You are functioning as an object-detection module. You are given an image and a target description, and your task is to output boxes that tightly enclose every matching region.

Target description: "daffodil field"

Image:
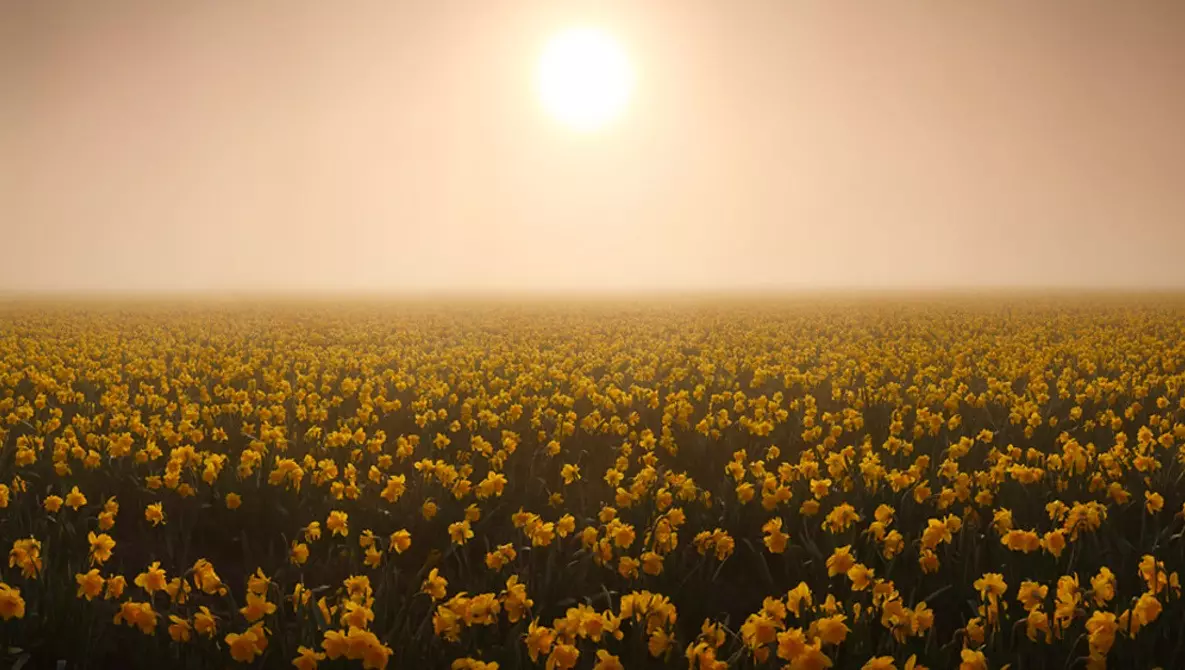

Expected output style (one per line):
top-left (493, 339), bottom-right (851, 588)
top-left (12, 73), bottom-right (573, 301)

top-left (4, 298), bottom-right (1185, 669)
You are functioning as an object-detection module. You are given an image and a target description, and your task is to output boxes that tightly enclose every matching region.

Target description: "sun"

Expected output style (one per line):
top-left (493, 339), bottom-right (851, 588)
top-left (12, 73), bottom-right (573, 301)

top-left (537, 27), bottom-right (634, 131)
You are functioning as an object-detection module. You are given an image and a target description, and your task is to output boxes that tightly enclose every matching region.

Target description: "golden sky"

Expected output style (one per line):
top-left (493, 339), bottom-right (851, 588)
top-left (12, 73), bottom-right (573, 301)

top-left (3, 0), bottom-right (1184, 294)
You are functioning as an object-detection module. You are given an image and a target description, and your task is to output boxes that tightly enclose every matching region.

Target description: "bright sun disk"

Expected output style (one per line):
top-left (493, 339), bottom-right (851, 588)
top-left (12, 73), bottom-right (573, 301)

top-left (537, 27), bottom-right (634, 131)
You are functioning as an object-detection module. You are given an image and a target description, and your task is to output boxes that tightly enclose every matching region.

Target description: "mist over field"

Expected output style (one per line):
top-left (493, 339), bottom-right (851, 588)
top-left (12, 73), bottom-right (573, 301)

top-left (4, 0), bottom-right (1185, 295)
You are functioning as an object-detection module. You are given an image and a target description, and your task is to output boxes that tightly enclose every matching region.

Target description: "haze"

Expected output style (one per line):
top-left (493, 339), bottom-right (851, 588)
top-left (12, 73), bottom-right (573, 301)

top-left (3, 0), bottom-right (1184, 295)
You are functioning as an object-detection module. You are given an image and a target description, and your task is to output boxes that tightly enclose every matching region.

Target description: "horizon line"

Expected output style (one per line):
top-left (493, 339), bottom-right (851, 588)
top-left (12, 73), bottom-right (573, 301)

top-left (4, 285), bottom-right (1185, 304)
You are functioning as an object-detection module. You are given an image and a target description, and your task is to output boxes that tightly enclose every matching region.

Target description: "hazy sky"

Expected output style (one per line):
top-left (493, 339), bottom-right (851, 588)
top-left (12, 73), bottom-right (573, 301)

top-left (3, 0), bottom-right (1184, 294)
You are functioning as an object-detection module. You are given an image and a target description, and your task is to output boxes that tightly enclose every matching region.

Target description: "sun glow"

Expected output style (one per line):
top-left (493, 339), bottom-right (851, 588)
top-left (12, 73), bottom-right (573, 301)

top-left (537, 27), bottom-right (634, 131)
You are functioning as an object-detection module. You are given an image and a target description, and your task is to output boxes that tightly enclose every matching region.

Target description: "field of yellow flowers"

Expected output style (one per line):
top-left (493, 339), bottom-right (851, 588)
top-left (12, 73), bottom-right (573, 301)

top-left (3, 298), bottom-right (1185, 669)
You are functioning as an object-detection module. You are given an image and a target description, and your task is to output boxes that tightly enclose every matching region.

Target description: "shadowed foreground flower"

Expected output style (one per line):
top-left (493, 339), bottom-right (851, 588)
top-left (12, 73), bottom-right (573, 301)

top-left (194, 606), bottom-right (218, 638)
top-left (88, 531), bottom-right (115, 565)
top-left (293, 646), bottom-right (326, 670)
top-left (65, 486), bottom-right (88, 510)
top-left (524, 619), bottom-right (556, 662)
top-left (390, 529), bottom-right (412, 554)
top-left (10, 538), bottom-right (42, 579)
top-left (105, 575), bottom-right (127, 600)
top-left (291, 541), bottom-right (310, 565)
top-left (826, 546), bottom-right (855, 577)
top-left (327, 510), bottom-right (349, 537)
top-left (547, 642), bottom-right (579, 670)
top-left (134, 562), bottom-right (168, 595)
top-left (226, 624), bottom-right (268, 663)
top-left (241, 592), bottom-right (277, 622)
top-left (168, 615), bottom-right (192, 643)
top-left (422, 568), bottom-right (448, 600)
top-left (192, 558), bottom-right (227, 595)
top-left (114, 601), bottom-right (158, 635)
top-left (959, 648), bottom-right (987, 670)
top-left (593, 649), bottom-right (623, 670)
top-left (76, 569), bottom-right (105, 600)
top-left (0, 583), bottom-right (26, 620)
top-left (320, 627), bottom-right (392, 669)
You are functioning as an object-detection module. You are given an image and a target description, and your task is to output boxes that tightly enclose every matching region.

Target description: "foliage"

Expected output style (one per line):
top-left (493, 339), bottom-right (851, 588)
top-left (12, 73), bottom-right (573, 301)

top-left (2, 298), bottom-right (1185, 669)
